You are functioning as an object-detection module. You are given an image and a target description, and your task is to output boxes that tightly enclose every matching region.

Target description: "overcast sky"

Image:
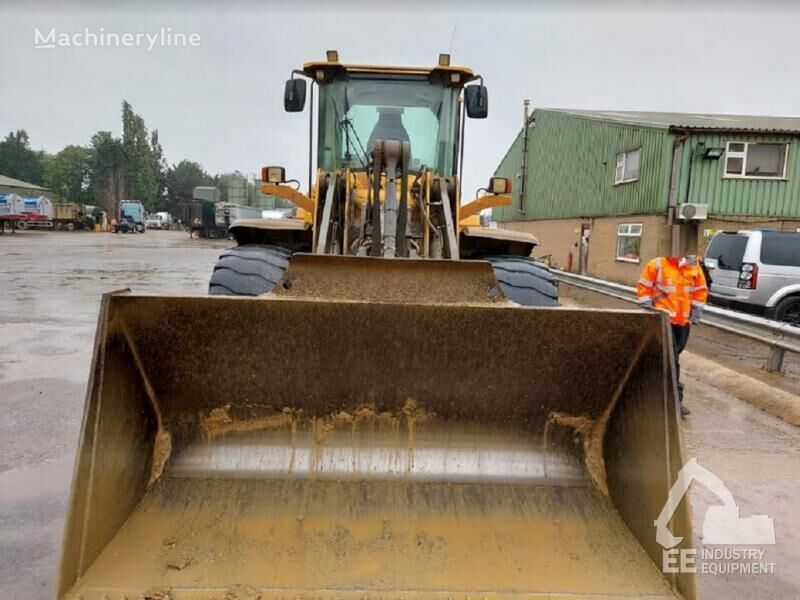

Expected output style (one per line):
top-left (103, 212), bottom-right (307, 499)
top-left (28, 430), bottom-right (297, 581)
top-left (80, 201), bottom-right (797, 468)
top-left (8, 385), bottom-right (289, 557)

top-left (2, 1), bottom-right (799, 197)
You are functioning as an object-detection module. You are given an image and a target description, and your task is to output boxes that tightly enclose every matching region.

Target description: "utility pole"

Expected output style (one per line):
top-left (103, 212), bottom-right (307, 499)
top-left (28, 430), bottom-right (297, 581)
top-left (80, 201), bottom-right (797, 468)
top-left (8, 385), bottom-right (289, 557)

top-left (519, 99), bottom-right (530, 215)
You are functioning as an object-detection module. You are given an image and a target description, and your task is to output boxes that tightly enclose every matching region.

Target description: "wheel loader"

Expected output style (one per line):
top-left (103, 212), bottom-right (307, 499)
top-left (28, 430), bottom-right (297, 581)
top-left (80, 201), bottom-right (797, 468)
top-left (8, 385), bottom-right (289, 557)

top-left (57, 53), bottom-right (696, 599)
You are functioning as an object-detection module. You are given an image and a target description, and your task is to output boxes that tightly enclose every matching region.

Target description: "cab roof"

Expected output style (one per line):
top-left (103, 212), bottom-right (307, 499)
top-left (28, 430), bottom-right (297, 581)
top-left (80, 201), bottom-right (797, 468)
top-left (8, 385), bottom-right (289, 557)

top-left (302, 60), bottom-right (476, 83)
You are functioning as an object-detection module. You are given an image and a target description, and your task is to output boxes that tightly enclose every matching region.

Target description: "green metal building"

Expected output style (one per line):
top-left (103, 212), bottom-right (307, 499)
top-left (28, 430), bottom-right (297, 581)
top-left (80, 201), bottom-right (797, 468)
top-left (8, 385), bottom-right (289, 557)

top-left (493, 109), bottom-right (800, 284)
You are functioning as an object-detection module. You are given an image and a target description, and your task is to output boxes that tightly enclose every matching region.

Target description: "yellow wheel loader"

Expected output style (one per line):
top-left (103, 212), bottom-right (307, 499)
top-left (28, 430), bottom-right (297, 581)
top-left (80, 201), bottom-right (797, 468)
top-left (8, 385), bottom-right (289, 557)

top-left (57, 53), bottom-right (696, 600)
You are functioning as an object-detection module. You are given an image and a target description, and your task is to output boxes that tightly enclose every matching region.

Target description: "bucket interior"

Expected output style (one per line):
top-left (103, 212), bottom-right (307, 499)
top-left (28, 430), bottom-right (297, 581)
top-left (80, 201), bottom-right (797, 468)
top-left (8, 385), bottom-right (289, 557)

top-left (58, 294), bottom-right (692, 599)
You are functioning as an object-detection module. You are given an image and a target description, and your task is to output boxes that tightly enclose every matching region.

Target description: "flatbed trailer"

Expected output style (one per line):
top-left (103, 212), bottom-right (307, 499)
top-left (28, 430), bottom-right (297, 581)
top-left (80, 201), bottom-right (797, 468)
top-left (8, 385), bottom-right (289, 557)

top-left (0, 213), bottom-right (53, 232)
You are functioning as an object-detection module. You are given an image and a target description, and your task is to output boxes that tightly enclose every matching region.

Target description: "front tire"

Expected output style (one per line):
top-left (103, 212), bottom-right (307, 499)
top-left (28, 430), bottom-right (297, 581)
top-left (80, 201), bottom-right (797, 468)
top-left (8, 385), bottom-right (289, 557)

top-left (485, 256), bottom-right (559, 307)
top-left (209, 245), bottom-right (292, 296)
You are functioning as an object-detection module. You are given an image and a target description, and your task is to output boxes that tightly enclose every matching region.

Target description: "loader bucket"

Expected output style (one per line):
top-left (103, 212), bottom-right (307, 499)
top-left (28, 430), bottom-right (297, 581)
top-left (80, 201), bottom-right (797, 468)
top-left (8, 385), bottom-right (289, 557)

top-left (58, 288), bottom-right (695, 599)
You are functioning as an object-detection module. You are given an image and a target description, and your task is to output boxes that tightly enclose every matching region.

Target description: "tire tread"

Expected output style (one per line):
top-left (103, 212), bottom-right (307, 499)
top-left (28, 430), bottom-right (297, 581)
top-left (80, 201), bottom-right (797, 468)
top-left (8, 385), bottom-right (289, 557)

top-left (486, 256), bottom-right (559, 306)
top-left (208, 245), bottom-right (291, 296)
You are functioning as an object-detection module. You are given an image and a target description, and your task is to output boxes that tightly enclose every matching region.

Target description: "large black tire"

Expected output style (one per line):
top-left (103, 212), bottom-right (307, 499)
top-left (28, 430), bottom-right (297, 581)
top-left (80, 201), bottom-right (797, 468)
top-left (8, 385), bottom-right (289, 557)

top-left (774, 295), bottom-right (800, 327)
top-left (485, 256), bottom-right (559, 307)
top-left (209, 245), bottom-right (292, 296)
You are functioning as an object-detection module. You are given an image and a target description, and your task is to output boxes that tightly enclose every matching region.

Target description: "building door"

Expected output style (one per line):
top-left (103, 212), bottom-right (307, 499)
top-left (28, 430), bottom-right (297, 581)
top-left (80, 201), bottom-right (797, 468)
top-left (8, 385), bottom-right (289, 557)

top-left (579, 223), bottom-right (591, 274)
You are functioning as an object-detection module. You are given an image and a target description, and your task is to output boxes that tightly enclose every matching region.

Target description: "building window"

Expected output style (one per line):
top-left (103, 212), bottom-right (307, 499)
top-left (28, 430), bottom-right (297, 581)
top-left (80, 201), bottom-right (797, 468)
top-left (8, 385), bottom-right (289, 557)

top-left (616, 223), bottom-right (642, 263)
top-left (724, 142), bottom-right (788, 179)
top-left (614, 148), bottom-right (641, 184)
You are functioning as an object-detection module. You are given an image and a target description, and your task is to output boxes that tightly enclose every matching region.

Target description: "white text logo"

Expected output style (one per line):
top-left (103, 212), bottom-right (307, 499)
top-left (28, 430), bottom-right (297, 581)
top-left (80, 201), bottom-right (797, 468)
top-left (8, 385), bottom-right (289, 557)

top-left (34, 27), bottom-right (201, 51)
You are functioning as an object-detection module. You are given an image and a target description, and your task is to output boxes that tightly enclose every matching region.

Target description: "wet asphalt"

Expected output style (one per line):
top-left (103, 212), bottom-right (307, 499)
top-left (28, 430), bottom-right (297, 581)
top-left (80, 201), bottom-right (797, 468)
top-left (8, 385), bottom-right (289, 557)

top-left (0, 230), bottom-right (798, 599)
top-left (0, 230), bottom-right (228, 599)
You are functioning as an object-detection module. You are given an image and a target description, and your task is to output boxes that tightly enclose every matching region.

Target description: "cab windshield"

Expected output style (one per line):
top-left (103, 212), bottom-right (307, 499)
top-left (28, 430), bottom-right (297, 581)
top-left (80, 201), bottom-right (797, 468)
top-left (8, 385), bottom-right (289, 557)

top-left (317, 74), bottom-right (460, 175)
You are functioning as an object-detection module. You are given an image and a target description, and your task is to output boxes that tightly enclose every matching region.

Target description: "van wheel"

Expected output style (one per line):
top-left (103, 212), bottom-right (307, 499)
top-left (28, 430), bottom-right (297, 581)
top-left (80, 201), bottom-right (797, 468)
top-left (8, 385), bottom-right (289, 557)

top-left (774, 295), bottom-right (800, 327)
top-left (209, 245), bottom-right (292, 296)
top-left (485, 256), bottom-right (559, 307)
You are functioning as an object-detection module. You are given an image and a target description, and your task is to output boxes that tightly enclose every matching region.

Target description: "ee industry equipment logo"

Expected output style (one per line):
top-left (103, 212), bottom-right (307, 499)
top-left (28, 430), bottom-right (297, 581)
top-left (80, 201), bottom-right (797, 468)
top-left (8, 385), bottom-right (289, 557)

top-left (655, 458), bottom-right (776, 576)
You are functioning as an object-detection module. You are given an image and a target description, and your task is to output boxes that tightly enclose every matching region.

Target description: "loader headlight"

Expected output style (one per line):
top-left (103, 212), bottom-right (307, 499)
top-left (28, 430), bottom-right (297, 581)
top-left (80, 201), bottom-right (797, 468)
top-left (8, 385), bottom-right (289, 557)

top-left (489, 177), bottom-right (512, 195)
top-left (262, 166), bottom-right (286, 184)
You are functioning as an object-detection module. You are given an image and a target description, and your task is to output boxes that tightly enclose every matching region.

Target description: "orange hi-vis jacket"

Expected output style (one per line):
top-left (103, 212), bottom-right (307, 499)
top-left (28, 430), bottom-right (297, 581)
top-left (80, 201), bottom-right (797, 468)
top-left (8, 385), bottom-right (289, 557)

top-left (636, 257), bottom-right (709, 326)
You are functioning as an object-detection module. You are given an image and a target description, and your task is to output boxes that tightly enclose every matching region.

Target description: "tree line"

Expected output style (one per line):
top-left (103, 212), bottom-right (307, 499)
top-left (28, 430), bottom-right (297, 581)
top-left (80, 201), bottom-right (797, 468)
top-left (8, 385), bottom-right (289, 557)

top-left (0, 101), bottom-right (255, 217)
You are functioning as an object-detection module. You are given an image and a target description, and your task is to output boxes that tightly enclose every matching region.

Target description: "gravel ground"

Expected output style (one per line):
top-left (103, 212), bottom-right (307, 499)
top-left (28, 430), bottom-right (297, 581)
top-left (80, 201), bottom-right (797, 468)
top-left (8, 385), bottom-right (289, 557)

top-left (0, 230), bottom-right (798, 599)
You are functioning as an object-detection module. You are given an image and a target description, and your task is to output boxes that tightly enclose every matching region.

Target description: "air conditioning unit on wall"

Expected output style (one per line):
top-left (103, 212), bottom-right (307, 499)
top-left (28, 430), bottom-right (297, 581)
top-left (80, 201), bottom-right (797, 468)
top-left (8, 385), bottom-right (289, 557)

top-left (677, 203), bottom-right (708, 221)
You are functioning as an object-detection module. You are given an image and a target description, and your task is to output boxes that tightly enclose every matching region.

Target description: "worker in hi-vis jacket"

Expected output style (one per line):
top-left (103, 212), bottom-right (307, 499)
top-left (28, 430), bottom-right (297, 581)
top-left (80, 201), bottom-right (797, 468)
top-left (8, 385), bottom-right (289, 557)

top-left (636, 255), bottom-right (708, 417)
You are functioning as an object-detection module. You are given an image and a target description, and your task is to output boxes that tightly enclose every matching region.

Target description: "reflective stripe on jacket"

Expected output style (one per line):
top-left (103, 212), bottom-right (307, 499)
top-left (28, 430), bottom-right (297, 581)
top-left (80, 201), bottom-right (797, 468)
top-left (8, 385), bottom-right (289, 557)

top-left (636, 257), bottom-right (709, 326)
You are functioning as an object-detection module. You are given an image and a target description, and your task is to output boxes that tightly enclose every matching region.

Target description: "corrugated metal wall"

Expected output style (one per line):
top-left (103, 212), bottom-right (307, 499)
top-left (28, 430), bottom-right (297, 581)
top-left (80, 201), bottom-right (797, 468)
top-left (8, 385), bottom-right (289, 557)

top-left (493, 111), bottom-right (673, 221)
top-left (678, 134), bottom-right (800, 218)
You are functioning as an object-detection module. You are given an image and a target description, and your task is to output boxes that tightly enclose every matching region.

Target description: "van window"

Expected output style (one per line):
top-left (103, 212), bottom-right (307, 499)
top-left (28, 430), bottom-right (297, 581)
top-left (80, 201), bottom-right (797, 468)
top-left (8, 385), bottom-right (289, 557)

top-left (706, 233), bottom-right (748, 271)
top-left (761, 233), bottom-right (800, 267)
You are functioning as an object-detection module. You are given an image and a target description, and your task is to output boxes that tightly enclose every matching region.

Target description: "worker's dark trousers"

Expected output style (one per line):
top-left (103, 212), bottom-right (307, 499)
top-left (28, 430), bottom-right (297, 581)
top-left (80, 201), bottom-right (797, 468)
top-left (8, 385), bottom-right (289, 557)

top-left (671, 324), bottom-right (691, 402)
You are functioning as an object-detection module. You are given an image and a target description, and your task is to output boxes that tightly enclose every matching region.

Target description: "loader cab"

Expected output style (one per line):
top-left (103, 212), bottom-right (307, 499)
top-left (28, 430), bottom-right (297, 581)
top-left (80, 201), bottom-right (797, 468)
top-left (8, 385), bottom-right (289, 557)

top-left (287, 56), bottom-right (485, 177)
top-left (316, 73), bottom-right (462, 175)
top-left (264, 54), bottom-right (546, 261)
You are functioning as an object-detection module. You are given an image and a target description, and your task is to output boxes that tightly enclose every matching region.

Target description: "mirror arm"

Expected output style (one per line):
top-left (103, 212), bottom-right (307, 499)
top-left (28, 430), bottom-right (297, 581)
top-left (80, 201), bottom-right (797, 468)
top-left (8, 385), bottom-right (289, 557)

top-left (287, 70), bottom-right (308, 106)
top-left (476, 75), bottom-right (486, 108)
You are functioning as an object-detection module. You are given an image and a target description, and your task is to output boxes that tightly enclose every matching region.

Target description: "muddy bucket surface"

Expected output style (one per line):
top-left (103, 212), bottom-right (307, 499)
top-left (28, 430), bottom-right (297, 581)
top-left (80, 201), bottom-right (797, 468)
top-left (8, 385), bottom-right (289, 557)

top-left (58, 293), bottom-right (695, 599)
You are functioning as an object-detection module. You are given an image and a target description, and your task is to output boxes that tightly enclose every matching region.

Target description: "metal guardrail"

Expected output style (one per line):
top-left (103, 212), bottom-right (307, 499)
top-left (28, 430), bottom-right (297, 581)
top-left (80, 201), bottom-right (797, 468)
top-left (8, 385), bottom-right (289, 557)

top-left (552, 269), bottom-right (800, 373)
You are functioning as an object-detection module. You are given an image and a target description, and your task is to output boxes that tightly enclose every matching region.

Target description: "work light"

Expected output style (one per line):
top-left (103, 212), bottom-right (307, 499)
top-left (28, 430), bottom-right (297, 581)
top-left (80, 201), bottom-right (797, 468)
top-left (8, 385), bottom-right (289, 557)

top-left (262, 166), bottom-right (286, 184)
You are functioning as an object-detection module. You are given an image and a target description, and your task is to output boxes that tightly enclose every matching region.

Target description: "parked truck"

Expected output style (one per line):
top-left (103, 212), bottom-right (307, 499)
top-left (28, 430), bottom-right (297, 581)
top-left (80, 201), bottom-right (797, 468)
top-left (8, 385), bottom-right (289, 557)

top-left (190, 187), bottom-right (227, 238)
top-left (115, 200), bottom-right (146, 233)
top-left (188, 187), bottom-right (261, 239)
top-left (52, 202), bottom-right (95, 231)
top-left (0, 194), bottom-right (54, 231)
top-left (156, 211), bottom-right (174, 229)
top-left (0, 197), bottom-right (95, 232)
top-left (144, 214), bottom-right (164, 229)
top-left (0, 193), bottom-right (20, 232)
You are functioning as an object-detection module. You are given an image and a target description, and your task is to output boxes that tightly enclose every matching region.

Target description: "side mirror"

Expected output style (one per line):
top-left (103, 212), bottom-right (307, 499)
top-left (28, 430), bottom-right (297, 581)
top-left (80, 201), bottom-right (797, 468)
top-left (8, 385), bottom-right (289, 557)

top-left (465, 84), bottom-right (488, 119)
top-left (284, 78), bottom-right (307, 112)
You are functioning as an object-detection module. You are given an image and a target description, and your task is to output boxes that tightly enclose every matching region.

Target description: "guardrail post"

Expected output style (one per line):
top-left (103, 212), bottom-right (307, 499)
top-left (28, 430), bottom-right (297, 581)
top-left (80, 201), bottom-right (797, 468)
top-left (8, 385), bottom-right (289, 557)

top-left (765, 346), bottom-right (785, 373)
